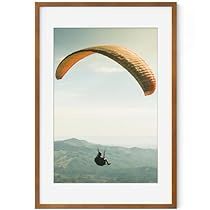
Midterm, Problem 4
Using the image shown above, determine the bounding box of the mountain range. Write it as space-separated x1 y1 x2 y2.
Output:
54 138 157 183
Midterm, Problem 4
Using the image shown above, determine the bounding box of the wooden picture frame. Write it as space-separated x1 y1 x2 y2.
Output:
35 2 177 208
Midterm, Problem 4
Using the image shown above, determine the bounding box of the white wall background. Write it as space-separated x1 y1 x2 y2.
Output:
0 0 209 209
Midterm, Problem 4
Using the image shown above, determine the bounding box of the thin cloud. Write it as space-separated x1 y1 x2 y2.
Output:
56 106 156 118
93 66 123 73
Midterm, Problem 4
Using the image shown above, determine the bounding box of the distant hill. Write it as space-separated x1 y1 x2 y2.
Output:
54 138 157 183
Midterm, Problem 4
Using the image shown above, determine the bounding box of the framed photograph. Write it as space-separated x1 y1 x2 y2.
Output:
35 2 177 208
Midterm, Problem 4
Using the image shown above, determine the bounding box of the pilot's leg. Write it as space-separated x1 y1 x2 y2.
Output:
104 158 111 165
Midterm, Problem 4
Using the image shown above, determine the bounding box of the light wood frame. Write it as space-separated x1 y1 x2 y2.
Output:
35 2 177 208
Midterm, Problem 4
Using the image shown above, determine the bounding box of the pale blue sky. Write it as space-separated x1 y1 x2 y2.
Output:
54 28 157 147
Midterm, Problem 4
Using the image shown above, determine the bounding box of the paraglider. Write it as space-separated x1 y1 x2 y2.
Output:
55 45 157 167
94 148 111 166
55 45 156 96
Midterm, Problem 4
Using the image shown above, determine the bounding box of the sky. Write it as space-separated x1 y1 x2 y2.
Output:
54 28 157 148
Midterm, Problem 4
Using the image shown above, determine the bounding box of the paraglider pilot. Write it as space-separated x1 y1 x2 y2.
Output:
94 148 111 166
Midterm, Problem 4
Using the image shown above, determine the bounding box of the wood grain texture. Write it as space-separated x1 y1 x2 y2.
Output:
35 3 40 209
36 203 176 209
35 2 177 209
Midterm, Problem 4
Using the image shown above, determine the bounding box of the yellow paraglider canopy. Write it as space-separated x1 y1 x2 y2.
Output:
55 45 156 96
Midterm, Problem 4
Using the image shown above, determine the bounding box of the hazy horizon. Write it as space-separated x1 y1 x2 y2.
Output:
54 136 157 149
